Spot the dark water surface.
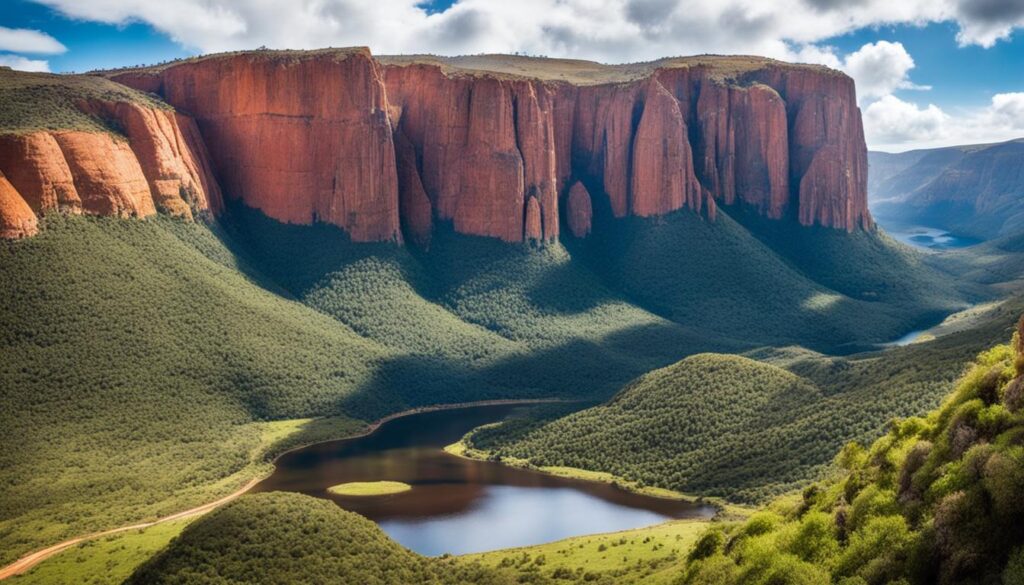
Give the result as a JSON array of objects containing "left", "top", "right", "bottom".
[
  {"left": 880, "top": 222, "right": 981, "bottom": 251},
  {"left": 254, "top": 405, "right": 716, "bottom": 555}
]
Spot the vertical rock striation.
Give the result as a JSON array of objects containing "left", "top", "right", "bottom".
[
  {"left": 155, "top": 48, "right": 400, "bottom": 242},
  {"left": 50, "top": 50, "right": 868, "bottom": 244},
  {"left": 566, "top": 181, "right": 593, "bottom": 238},
  {"left": 0, "top": 172, "right": 38, "bottom": 238}
]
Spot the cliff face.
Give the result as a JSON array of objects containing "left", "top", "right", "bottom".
[
  {"left": 0, "top": 96, "right": 222, "bottom": 238},
  {"left": 0, "top": 172, "right": 38, "bottom": 238},
  {"left": 1, "top": 53, "right": 869, "bottom": 241},
  {"left": 154, "top": 49, "right": 400, "bottom": 242},
  {"left": 89, "top": 50, "right": 869, "bottom": 245}
]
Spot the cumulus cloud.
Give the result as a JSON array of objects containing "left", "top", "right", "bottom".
[
  {"left": 864, "top": 96, "right": 948, "bottom": 147},
  {"left": 989, "top": 92, "right": 1024, "bottom": 129},
  {"left": 865, "top": 92, "right": 1024, "bottom": 151},
  {"left": 954, "top": 0, "right": 1024, "bottom": 47},
  {"left": 842, "top": 41, "right": 929, "bottom": 99},
  {"left": 0, "top": 26, "right": 66, "bottom": 55},
  {"left": 23, "top": 0, "right": 1018, "bottom": 62},
  {"left": 0, "top": 54, "right": 52, "bottom": 72},
  {"left": 21, "top": 0, "right": 1024, "bottom": 150}
]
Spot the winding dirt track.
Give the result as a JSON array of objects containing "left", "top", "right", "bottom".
[{"left": 0, "top": 398, "right": 564, "bottom": 580}]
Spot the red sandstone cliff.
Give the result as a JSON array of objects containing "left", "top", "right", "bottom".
[
  {"left": 5, "top": 50, "right": 868, "bottom": 243},
  {"left": 152, "top": 49, "right": 400, "bottom": 242},
  {"left": 0, "top": 92, "right": 222, "bottom": 237},
  {"left": 0, "top": 172, "right": 38, "bottom": 238}
]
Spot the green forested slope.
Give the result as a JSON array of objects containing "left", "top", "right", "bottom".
[
  {"left": 0, "top": 216, "right": 392, "bottom": 564},
  {"left": 568, "top": 206, "right": 967, "bottom": 353},
  {"left": 468, "top": 298, "right": 1023, "bottom": 503},
  {"left": 127, "top": 492, "right": 512, "bottom": 585},
  {"left": 221, "top": 204, "right": 735, "bottom": 400},
  {"left": 683, "top": 324, "right": 1024, "bottom": 585}
]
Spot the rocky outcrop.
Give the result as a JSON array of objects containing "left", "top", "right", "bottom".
[
  {"left": 629, "top": 79, "right": 702, "bottom": 217},
  {"left": 0, "top": 172, "right": 38, "bottom": 238},
  {"left": 0, "top": 95, "right": 222, "bottom": 237},
  {"left": 52, "top": 131, "right": 156, "bottom": 218},
  {"left": 384, "top": 65, "right": 555, "bottom": 242},
  {"left": 0, "top": 133, "right": 81, "bottom": 214},
  {"left": 394, "top": 129, "right": 432, "bottom": 247},
  {"left": 682, "top": 75, "right": 790, "bottom": 219},
  {"left": 104, "top": 50, "right": 870, "bottom": 244},
  {"left": 571, "top": 83, "right": 637, "bottom": 219},
  {"left": 566, "top": 181, "right": 593, "bottom": 238},
  {"left": 748, "top": 67, "right": 870, "bottom": 230},
  {"left": 524, "top": 196, "right": 543, "bottom": 240},
  {"left": 80, "top": 101, "right": 222, "bottom": 218},
  {"left": 152, "top": 49, "right": 400, "bottom": 242}
]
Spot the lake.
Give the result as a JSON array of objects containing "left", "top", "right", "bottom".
[
  {"left": 880, "top": 223, "right": 981, "bottom": 251},
  {"left": 253, "top": 404, "right": 716, "bottom": 556}
]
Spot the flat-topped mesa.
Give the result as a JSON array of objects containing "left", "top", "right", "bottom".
[
  {"left": 104, "top": 49, "right": 870, "bottom": 244},
  {"left": 0, "top": 69, "right": 222, "bottom": 238}
]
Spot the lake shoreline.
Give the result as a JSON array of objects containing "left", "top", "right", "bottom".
[
  {"left": 0, "top": 398, "right": 571, "bottom": 581},
  {"left": 444, "top": 434, "right": 752, "bottom": 519}
]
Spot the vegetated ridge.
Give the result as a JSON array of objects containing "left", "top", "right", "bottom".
[
  {"left": 869, "top": 138, "right": 1024, "bottom": 239},
  {"left": 682, "top": 318, "right": 1024, "bottom": 585},
  {"left": 467, "top": 298, "right": 1024, "bottom": 503}
]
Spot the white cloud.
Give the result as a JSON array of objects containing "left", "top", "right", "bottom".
[
  {"left": 990, "top": 92, "right": 1024, "bottom": 129},
  {"left": 953, "top": 0, "right": 1024, "bottom": 47},
  {"left": 22, "top": 0, "right": 1019, "bottom": 62},
  {"left": 21, "top": 0, "right": 1024, "bottom": 150},
  {"left": 0, "top": 26, "right": 66, "bottom": 55},
  {"left": 864, "top": 95, "right": 948, "bottom": 148},
  {"left": 786, "top": 43, "right": 842, "bottom": 68},
  {"left": 0, "top": 54, "right": 51, "bottom": 72},
  {"left": 841, "top": 41, "right": 929, "bottom": 99},
  {"left": 865, "top": 92, "right": 1024, "bottom": 151}
]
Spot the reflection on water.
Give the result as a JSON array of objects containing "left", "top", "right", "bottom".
[
  {"left": 254, "top": 405, "right": 716, "bottom": 556},
  {"left": 882, "top": 223, "right": 980, "bottom": 251},
  {"left": 884, "top": 329, "right": 925, "bottom": 347}
]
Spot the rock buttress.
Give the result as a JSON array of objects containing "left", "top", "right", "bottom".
[{"left": 155, "top": 49, "right": 400, "bottom": 241}]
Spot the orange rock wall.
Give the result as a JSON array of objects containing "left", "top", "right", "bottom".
[
  {"left": 566, "top": 181, "right": 593, "bottom": 238},
  {"left": 103, "top": 51, "right": 870, "bottom": 244},
  {"left": 155, "top": 50, "right": 400, "bottom": 242},
  {"left": 0, "top": 172, "right": 38, "bottom": 238},
  {"left": 0, "top": 101, "right": 221, "bottom": 238}
]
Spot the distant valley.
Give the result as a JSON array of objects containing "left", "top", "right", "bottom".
[{"left": 869, "top": 139, "right": 1024, "bottom": 243}]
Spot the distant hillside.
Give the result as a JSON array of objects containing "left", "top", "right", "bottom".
[
  {"left": 869, "top": 139, "right": 1024, "bottom": 239},
  {"left": 683, "top": 321, "right": 1024, "bottom": 585},
  {"left": 465, "top": 296, "right": 1023, "bottom": 503},
  {"left": 127, "top": 492, "right": 512, "bottom": 584}
]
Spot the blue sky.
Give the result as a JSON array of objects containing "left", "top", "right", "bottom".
[{"left": 2, "top": 0, "right": 1024, "bottom": 151}]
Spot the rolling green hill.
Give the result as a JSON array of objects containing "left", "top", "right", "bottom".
[
  {"left": 683, "top": 324, "right": 1024, "bottom": 585},
  {"left": 127, "top": 492, "right": 512, "bottom": 585},
  {"left": 0, "top": 67, "right": 167, "bottom": 135},
  {"left": 567, "top": 205, "right": 968, "bottom": 354},
  {"left": 466, "top": 297, "right": 1023, "bottom": 503},
  {"left": 0, "top": 215, "right": 390, "bottom": 565}
]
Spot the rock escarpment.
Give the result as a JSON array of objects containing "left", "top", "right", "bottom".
[
  {"left": 0, "top": 76, "right": 222, "bottom": 238},
  {"left": 3, "top": 50, "right": 871, "bottom": 241},
  {"left": 154, "top": 48, "right": 399, "bottom": 242}
]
